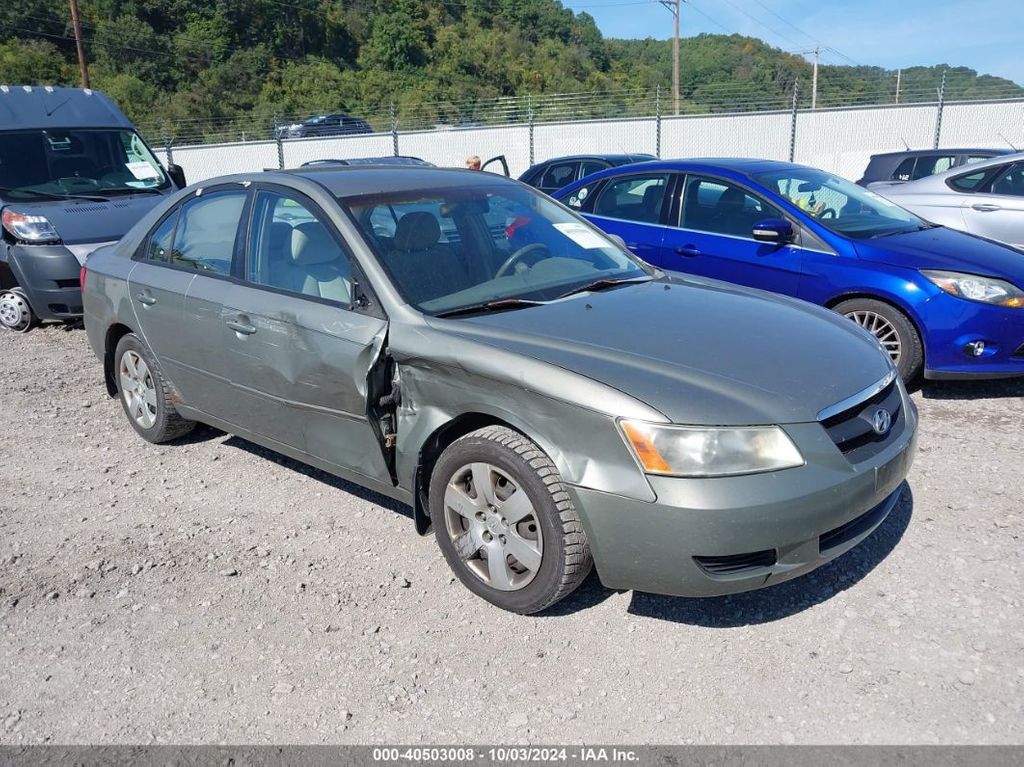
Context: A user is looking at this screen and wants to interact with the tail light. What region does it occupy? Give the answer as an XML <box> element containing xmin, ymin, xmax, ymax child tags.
<box><xmin>79</xmin><ymin>263</ymin><xmax>87</xmax><ymax>289</ymax></box>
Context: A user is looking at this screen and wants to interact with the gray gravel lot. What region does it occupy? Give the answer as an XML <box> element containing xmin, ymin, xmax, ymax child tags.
<box><xmin>0</xmin><ymin>324</ymin><xmax>1022</xmax><ymax>745</ymax></box>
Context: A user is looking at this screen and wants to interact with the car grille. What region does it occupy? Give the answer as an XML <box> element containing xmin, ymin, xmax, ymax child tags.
<box><xmin>693</xmin><ymin>549</ymin><xmax>777</xmax><ymax>577</ymax></box>
<box><xmin>819</xmin><ymin>377</ymin><xmax>903</xmax><ymax>464</ymax></box>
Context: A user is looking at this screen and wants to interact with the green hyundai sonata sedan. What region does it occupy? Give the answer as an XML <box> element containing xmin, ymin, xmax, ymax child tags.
<box><xmin>82</xmin><ymin>166</ymin><xmax>917</xmax><ymax>613</ymax></box>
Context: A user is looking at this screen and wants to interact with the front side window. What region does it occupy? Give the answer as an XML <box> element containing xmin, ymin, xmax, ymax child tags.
<box><xmin>344</xmin><ymin>184</ymin><xmax>649</xmax><ymax>314</ymax></box>
<box><xmin>169</xmin><ymin>191</ymin><xmax>247</xmax><ymax>275</ymax></box>
<box><xmin>247</xmin><ymin>190</ymin><xmax>352</xmax><ymax>304</ymax></box>
<box><xmin>990</xmin><ymin>163</ymin><xmax>1024</xmax><ymax>197</ymax></box>
<box><xmin>539</xmin><ymin>162</ymin><xmax>578</xmax><ymax>191</ymax></box>
<box><xmin>754</xmin><ymin>167</ymin><xmax>924</xmax><ymax>240</ymax></box>
<box><xmin>592</xmin><ymin>174</ymin><xmax>670</xmax><ymax>224</ymax></box>
<box><xmin>0</xmin><ymin>129</ymin><xmax>169</xmax><ymax>201</ymax></box>
<box><xmin>681</xmin><ymin>175</ymin><xmax>784</xmax><ymax>238</ymax></box>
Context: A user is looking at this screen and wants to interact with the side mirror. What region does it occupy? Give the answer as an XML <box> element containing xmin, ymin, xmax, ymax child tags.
<box><xmin>166</xmin><ymin>163</ymin><xmax>186</xmax><ymax>189</ymax></box>
<box><xmin>752</xmin><ymin>218</ymin><xmax>794</xmax><ymax>244</ymax></box>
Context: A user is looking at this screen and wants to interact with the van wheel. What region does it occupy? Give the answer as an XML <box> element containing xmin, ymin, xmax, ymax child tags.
<box><xmin>113</xmin><ymin>333</ymin><xmax>195</xmax><ymax>443</ymax></box>
<box><xmin>429</xmin><ymin>426</ymin><xmax>592</xmax><ymax>614</ymax></box>
<box><xmin>0</xmin><ymin>289</ymin><xmax>37</xmax><ymax>333</ymax></box>
<box><xmin>834</xmin><ymin>298</ymin><xmax>923</xmax><ymax>381</ymax></box>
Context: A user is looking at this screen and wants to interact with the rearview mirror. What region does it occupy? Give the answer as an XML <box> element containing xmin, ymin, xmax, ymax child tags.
<box><xmin>797</xmin><ymin>181</ymin><xmax>821</xmax><ymax>193</ymax></box>
<box><xmin>752</xmin><ymin>218</ymin><xmax>794</xmax><ymax>244</ymax></box>
<box><xmin>166</xmin><ymin>163</ymin><xmax>187</xmax><ymax>189</ymax></box>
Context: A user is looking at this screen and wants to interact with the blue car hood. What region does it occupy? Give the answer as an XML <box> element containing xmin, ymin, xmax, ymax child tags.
<box><xmin>854</xmin><ymin>226</ymin><xmax>1024</xmax><ymax>281</ymax></box>
<box><xmin>2</xmin><ymin>194</ymin><xmax>169</xmax><ymax>246</ymax></box>
<box><xmin>433</xmin><ymin>277</ymin><xmax>892</xmax><ymax>425</ymax></box>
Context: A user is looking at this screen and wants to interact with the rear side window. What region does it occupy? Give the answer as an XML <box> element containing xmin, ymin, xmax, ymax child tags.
<box><xmin>164</xmin><ymin>191</ymin><xmax>247</xmax><ymax>274</ymax></box>
<box><xmin>948</xmin><ymin>170</ymin><xmax>990</xmax><ymax>192</ymax></box>
<box><xmin>592</xmin><ymin>174</ymin><xmax>670</xmax><ymax>223</ymax></box>
<box><xmin>146</xmin><ymin>210</ymin><xmax>178</xmax><ymax>263</ymax></box>
<box><xmin>580</xmin><ymin>160</ymin><xmax>610</xmax><ymax>177</ymax></box>
<box><xmin>892</xmin><ymin>157</ymin><xmax>916</xmax><ymax>182</ymax></box>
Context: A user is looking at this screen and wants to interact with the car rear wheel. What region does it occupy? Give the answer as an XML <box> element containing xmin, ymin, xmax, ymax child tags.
<box><xmin>834</xmin><ymin>298</ymin><xmax>923</xmax><ymax>381</ymax></box>
<box><xmin>0</xmin><ymin>289</ymin><xmax>37</xmax><ymax>333</ymax></box>
<box><xmin>114</xmin><ymin>333</ymin><xmax>195</xmax><ymax>443</ymax></box>
<box><xmin>429</xmin><ymin>426</ymin><xmax>592</xmax><ymax>614</ymax></box>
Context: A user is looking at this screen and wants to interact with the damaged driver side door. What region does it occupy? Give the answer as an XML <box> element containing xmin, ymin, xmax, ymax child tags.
<box><xmin>217</xmin><ymin>185</ymin><xmax>393</xmax><ymax>485</ymax></box>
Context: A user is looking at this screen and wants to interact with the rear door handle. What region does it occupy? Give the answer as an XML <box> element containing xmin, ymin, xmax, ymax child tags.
<box><xmin>971</xmin><ymin>203</ymin><xmax>1002</xmax><ymax>212</ymax></box>
<box><xmin>226</xmin><ymin>318</ymin><xmax>257</xmax><ymax>335</ymax></box>
<box><xmin>135</xmin><ymin>292</ymin><xmax>157</xmax><ymax>306</ymax></box>
<box><xmin>675</xmin><ymin>244</ymin><xmax>702</xmax><ymax>257</ymax></box>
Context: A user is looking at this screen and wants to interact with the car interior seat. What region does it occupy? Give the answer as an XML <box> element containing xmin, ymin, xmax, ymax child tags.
<box><xmin>283</xmin><ymin>222</ymin><xmax>352</xmax><ymax>304</ymax></box>
<box><xmin>385</xmin><ymin>211</ymin><xmax>467</xmax><ymax>304</ymax></box>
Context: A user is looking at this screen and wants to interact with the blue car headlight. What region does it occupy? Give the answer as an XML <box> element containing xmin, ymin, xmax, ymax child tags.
<box><xmin>922</xmin><ymin>269</ymin><xmax>1024</xmax><ymax>308</ymax></box>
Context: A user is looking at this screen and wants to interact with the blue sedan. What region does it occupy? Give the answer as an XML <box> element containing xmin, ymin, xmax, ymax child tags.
<box><xmin>555</xmin><ymin>158</ymin><xmax>1024</xmax><ymax>380</ymax></box>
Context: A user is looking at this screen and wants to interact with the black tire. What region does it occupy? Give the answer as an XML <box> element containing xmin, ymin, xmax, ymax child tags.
<box><xmin>834</xmin><ymin>298</ymin><xmax>923</xmax><ymax>382</ymax></box>
<box><xmin>113</xmin><ymin>333</ymin><xmax>195</xmax><ymax>443</ymax></box>
<box><xmin>429</xmin><ymin>425</ymin><xmax>592</xmax><ymax>614</ymax></box>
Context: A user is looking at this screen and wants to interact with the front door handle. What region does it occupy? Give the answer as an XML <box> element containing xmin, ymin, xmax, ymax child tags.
<box><xmin>675</xmin><ymin>244</ymin><xmax>702</xmax><ymax>257</ymax></box>
<box><xmin>136</xmin><ymin>292</ymin><xmax>157</xmax><ymax>306</ymax></box>
<box><xmin>226</xmin><ymin>318</ymin><xmax>257</xmax><ymax>336</ymax></box>
<box><xmin>971</xmin><ymin>203</ymin><xmax>1002</xmax><ymax>212</ymax></box>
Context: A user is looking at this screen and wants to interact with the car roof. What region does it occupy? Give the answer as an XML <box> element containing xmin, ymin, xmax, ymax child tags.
<box><xmin>0</xmin><ymin>85</ymin><xmax>132</xmax><ymax>131</ymax></box>
<box><xmin>890</xmin><ymin>149</ymin><xmax>1024</xmax><ymax>189</ymax></box>
<box><xmin>575</xmin><ymin>157</ymin><xmax>805</xmax><ymax>177</ymax></box>
<box><xmin>273</xmin><ymin>165</ymin><xmax>517</xmax><ymax>195</ymax></box>
<box><xmin>869</xmin><ymin>148</ymin><xmax>1012</xmax><ymax>160</ymax></box>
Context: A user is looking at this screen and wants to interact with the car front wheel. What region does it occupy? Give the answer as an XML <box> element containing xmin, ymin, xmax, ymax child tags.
<box><xmin>835</xmin><ymin>298</ymin><xmax>923</xmax><ymax>382</ymax></box>
<box><xmin>113</xmin><ymin>333</ymin><xmax>195</xmax><ymax>443</ymax></box>
<box><xmin>430</xmin><ymin>426</ymin><xmax>592</xmax><ymax>614</ymax></box>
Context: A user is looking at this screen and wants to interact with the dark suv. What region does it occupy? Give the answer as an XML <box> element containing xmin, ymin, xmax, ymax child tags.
<box><xmin>857</xmin><ymin>148</ymin><xmax>1012</xmax><ymax>188</ymax></box>
<box><xmin>275</xmin><ymin>113</ymin><xmax>373</xmax><ymax>139</ymax></box>
<box><xmin>519</xmin><ymin>154</ymin><xmax>655</xmax><ymax>194</ymax></box>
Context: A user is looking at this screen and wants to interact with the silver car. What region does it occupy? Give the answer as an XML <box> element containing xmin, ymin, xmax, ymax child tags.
<box><xmin>82</xmin><ymin>167</ymin><xmax>917</xmax><ymax>613</ymax></box>
<box><xmin>878</xmin><ymin>151</ymin><xmax>1024</xmax><ymax>249</ymax></box>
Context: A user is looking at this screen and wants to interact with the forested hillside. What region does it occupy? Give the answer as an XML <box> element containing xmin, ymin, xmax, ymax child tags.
<box><xmin>2</xmin><ymin>0</ymin><xmax>1021</xmax><ymax>142</ymax></box>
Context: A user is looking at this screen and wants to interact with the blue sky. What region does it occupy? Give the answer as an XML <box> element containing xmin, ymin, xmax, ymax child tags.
<box><xmin>563</xmin><ymin>0</ymin><xmax>1024</xmax><ymax>85</ymax></box>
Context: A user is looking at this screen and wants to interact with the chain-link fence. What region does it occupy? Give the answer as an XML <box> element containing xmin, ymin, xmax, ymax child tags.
<box><xmin>148</xmin><ymin>84</ymin><xmax>1024</xmax><ymax>185</ymax></box>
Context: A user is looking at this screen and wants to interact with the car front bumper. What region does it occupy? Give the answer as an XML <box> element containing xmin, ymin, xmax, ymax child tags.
<box><xmin>920</xmin><ymin>291</ymin><xmax>1024</xmax><ymax>379</ymax></box>
<box><xmin>5</xmin><ymin>243</ymin><xmax>85</xmax><ymax>321</ymax></box>
<box><xmin>569</xmin><ymin>403</ymin><xmax>918</xmax><ymax>598</ymax></box>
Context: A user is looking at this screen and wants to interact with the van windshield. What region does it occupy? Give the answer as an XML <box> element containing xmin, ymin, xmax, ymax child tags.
<box><xmin>0</xmin><ymin>128</ymin><xmax>169</xmax><ymax>201</ymax></box>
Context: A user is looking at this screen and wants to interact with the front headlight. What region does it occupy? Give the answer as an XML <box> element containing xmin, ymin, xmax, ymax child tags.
<box><xmin>2</xmin><ymin>209</ymin><xmax>61</xmax><ymax>244</ymax></box>
<box><xmin>619</xmin><ymin>420</ymin><xmax>804</xmax><ymax>477</ymax></box>
<box><xmin>922</xmin><ymin>269</ymin><xmax>1024</xmax><ymax>308</ymax></box>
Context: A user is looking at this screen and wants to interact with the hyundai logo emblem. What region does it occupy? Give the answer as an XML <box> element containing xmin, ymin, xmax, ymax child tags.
<box><xmin>871</xmin><ymin>408</ymin><xmax>892</xmax><ymax>436</ymax></box>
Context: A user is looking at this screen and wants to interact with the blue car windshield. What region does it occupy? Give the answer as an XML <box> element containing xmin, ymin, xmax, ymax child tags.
<box><xmin>344</xmin><ymin>184</ymin><xmax>650</xmax><ymax>314</ymax></box>
<box><xmin>0</xmin><ymin>128</ymin><xmax>169</xmax><ymax>200</ymax></box>
<box><xmin>753</xmin><ymin>168</ymin><xmax>926</xmax><ymax>239</ymax></box>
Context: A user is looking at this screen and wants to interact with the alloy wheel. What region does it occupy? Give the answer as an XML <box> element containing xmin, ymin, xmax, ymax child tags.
<box><xmin>118</xmin><ymin>350</ymin><xmax>158</xmax><ymax>429</ymax></box>
<box><xmin>845</xmin><ymin>309</ymin><xmax>902</xmax><ymax>365</ymax></box>
<box><xmin>442</xmin><ymin>462</ymin><xmax>544</xmax><ymax>591</ymax></box>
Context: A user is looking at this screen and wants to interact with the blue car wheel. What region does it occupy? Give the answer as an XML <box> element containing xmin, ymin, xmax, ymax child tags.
<box><xmin>835</xmin><ymin>298</ymin><xmax>923</xmax><ymax>381</ymax></box>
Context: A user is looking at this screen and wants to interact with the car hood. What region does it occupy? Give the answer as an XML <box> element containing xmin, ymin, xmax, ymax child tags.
<box><xmin>2</xmin><ymin>194</ymin><xmax>169</xmax><ymax>247</ymax></box>
<box><xmin>429</xmin><ymin>277</ymin><xmax>891</xmax><ymax>425</ymax></box>
<box><xmin>854</xmin><ymin>226</ymin><xmax>1024</xmax><ymax>280</ymax></box>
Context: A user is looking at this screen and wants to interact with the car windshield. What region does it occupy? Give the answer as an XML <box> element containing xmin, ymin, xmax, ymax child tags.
<box><xmin>0</xmin><ymin>128</ymin><xmax>169</xmax><ymax>200</ymax></box>
<box><xmin>344</xmin><ymin>184</ymin><xmax>651</xmax><ymax>315</ymax></box>
<box><xmin>753</xmin><ymin>167</ymin><xmax>926</xmax><ymax>239</ymax></box>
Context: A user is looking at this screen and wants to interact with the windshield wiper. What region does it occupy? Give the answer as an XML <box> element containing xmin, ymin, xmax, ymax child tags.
<box><xmin>0</xmin><ymin>188</ymin><xmax>110</xmax><ymax>203</ymax></box>
<box><xmin>434</xmin><ymin>298</ymin><xmax>546</xmax><ymax>319</ymax></box>
<box><xmin>556</xmin><ymin>275</ymin><xmax>651</xmax><ymax>300</ymax></box>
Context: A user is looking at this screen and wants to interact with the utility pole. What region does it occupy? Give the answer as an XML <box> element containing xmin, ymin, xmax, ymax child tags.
<box><xmin>659</xmin><ymin>0</ymin><xmax>681</xmax><ymax>115</ymax></box>
<box><xmin>895</xmin><ymin>69</ymin><xmax>902</xmax><ymax>104</ymax></box>
<box><xmin>69</xmin><ymin>0</ymin><xmax>90</xmax><ymax>89</ymax></box>
<box><xmin>811</xmin><ymin>46</ymin><xmax>819</xmax><ymax>110</ymax></box>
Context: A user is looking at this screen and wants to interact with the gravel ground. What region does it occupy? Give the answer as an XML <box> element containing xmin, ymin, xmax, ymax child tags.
<box><xmin>0</xmin><ymin>323</ymin><xmax>1022</xmax><ymax>746</ymax></box>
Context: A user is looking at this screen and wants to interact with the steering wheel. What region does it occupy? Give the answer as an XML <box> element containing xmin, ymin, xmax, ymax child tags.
<box><xmin>495</xmin><ymin>243</ymin><xmax>549</xmax><ymax>279</ymax></box>
<box><xmin>819</xmin><ymin>207</ymin><xmax>838</xmax><ymax>219</ymax></box>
